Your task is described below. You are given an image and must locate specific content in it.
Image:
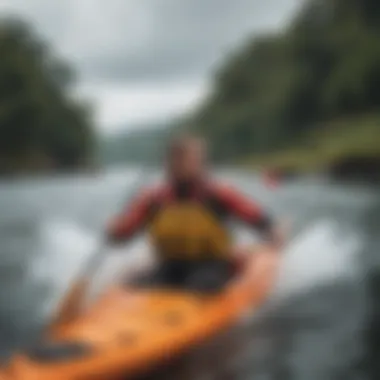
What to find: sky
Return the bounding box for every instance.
[0,0,300,134]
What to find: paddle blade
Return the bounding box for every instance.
[50,278,89,332]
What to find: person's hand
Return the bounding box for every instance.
[106,232,118,245]
[106,230,128,246]
[106,220,125,245]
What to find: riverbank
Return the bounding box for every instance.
[0,151,99,180]
[241,115,380,183]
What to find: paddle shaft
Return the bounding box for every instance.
[86,167,152,275]
[52,167,151,329]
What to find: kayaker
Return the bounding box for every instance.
[108,134,284,292]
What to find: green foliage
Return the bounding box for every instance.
[0,17,95,175]
[241,114,380,172]
[191,0,380,166]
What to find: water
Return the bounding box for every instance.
[0,168,377,379]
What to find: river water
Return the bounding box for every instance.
[0,168,378,379]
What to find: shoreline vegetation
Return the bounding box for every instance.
[185,0,380,182]
[0,18,95,177]
[241,115,380,180]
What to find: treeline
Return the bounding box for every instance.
[190,0,380,163]
[0,18,95,176]
[100,125,173,166]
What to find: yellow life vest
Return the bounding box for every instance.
[149,202,231,260]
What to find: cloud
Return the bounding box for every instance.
[76,81,209,133]
[0,0,299,128]
[0,0,299,84]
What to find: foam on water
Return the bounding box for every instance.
[273,219,362,299]
[30,219,98,316]
[31,218,155,318]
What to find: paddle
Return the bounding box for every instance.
[50,167,152,332]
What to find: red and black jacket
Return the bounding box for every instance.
[109,179,273,242]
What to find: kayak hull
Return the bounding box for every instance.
[1,245,279,379]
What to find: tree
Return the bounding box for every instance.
[190,0,380,163]
[0,17,95,175]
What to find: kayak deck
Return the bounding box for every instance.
[0,247,279,380]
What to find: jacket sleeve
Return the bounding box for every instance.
[214,183,273,234]
[107,188,155,243]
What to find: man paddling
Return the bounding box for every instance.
[107,135,284,292]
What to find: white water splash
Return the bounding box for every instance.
[30,219,98,316]
[273,220,362,299]
[31,218,154,318]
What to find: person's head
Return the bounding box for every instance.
[166,134,208,182]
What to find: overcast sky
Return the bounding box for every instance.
[0,0,300,134]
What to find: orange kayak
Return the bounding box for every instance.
[0,246,279,380]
